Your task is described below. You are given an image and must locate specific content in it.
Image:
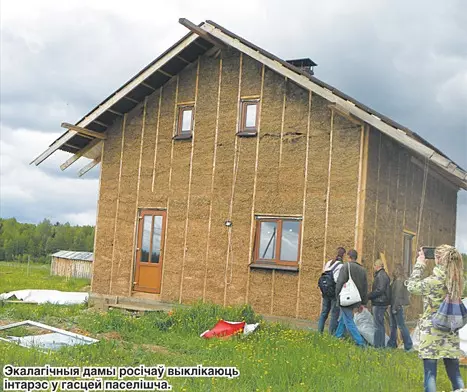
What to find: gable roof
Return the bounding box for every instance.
[31,19,466,190]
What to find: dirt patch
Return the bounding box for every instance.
[98,331,123,341]
[139,344,172,355]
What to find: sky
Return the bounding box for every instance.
[0,0,466,251]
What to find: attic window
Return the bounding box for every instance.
[175,105,194,139]
[238,99,259,136]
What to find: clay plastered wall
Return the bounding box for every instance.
[92,49,363,320]
[362,128,458,317]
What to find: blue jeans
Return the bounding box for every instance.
[372,305,387,348]
[318,296,339,334]
[423,358,464,392]
[335,307,365,346]
[387,306,413,351]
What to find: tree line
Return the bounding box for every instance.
[0,216,465,267]
[0,218,94,263]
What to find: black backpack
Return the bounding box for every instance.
[318,261,341,298]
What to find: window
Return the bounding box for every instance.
[139,214,163,264]
[238,99,259,135]
[254,217,302,266]
[403,231,415,276]
[175,105,194,139]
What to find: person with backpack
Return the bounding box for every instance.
[368,259,391,348]
[387,264,413,351]
[317,247,346,334]
[334,249,368,347]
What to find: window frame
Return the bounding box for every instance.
[402,230,416,276]
[254,217,302,267]
[238,99,260,136]
[175,104,194,139]
[137,210,166,264]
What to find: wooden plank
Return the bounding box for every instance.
[203,22,466,187]
[107,108,123,116]
[141,82,156,91]
[60,138,102,171]
[61,123,107,139]
[30,131,77,165]
[157,69,173,78]
[123,96,139,104]
[202,57,223,303]
[322,111,334,265]
[179,18,227,49]
[245,64,265,304]
[295,90,312,318]
[356,125,369,255]
[78,157,101,177]
[93,120,110,128]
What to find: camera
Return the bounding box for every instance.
[421,246,436,259]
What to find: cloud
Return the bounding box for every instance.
[0,127,99,225]
[0,0,466,251]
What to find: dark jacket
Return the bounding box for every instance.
[368,268,391,306]
[390,277,410,308]
[335,262,368,309]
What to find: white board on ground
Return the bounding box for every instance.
[0,289,88,305]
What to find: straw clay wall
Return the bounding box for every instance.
[92,48,363,320]
[361,128,458,318]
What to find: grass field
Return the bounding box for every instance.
[1,262,466,391]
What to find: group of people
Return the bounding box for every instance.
[318,245,465,392]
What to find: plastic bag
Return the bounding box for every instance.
[353,308,390,346]
[200,320,259,339]
[354,308,376,345]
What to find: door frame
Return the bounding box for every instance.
[133,208,167,294]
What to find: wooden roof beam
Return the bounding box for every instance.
[177,55,191,64]
[78,157,101,177]
[60,139,102,171]
[30,31,200,167]
[107,108,123,116]
[92,120,110,128]
[157,69,173,78]
[179,18,227,50]
[61,123,107,140]
[141,82,156,91]
[122,96,139,104]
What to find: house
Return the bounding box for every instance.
[51,251,93,280]
[32,19,467,320]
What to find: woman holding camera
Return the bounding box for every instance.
[406,245,465,392]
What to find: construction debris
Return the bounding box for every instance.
[0,320,98,351]
[200,320,259,339]
[0,289,88,305]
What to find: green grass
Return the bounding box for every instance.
[0,262,465,391]
[0,261,90,293]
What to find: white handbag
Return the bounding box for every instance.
[339,263,362,306]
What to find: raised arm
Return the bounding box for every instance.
[406,249,429,296]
